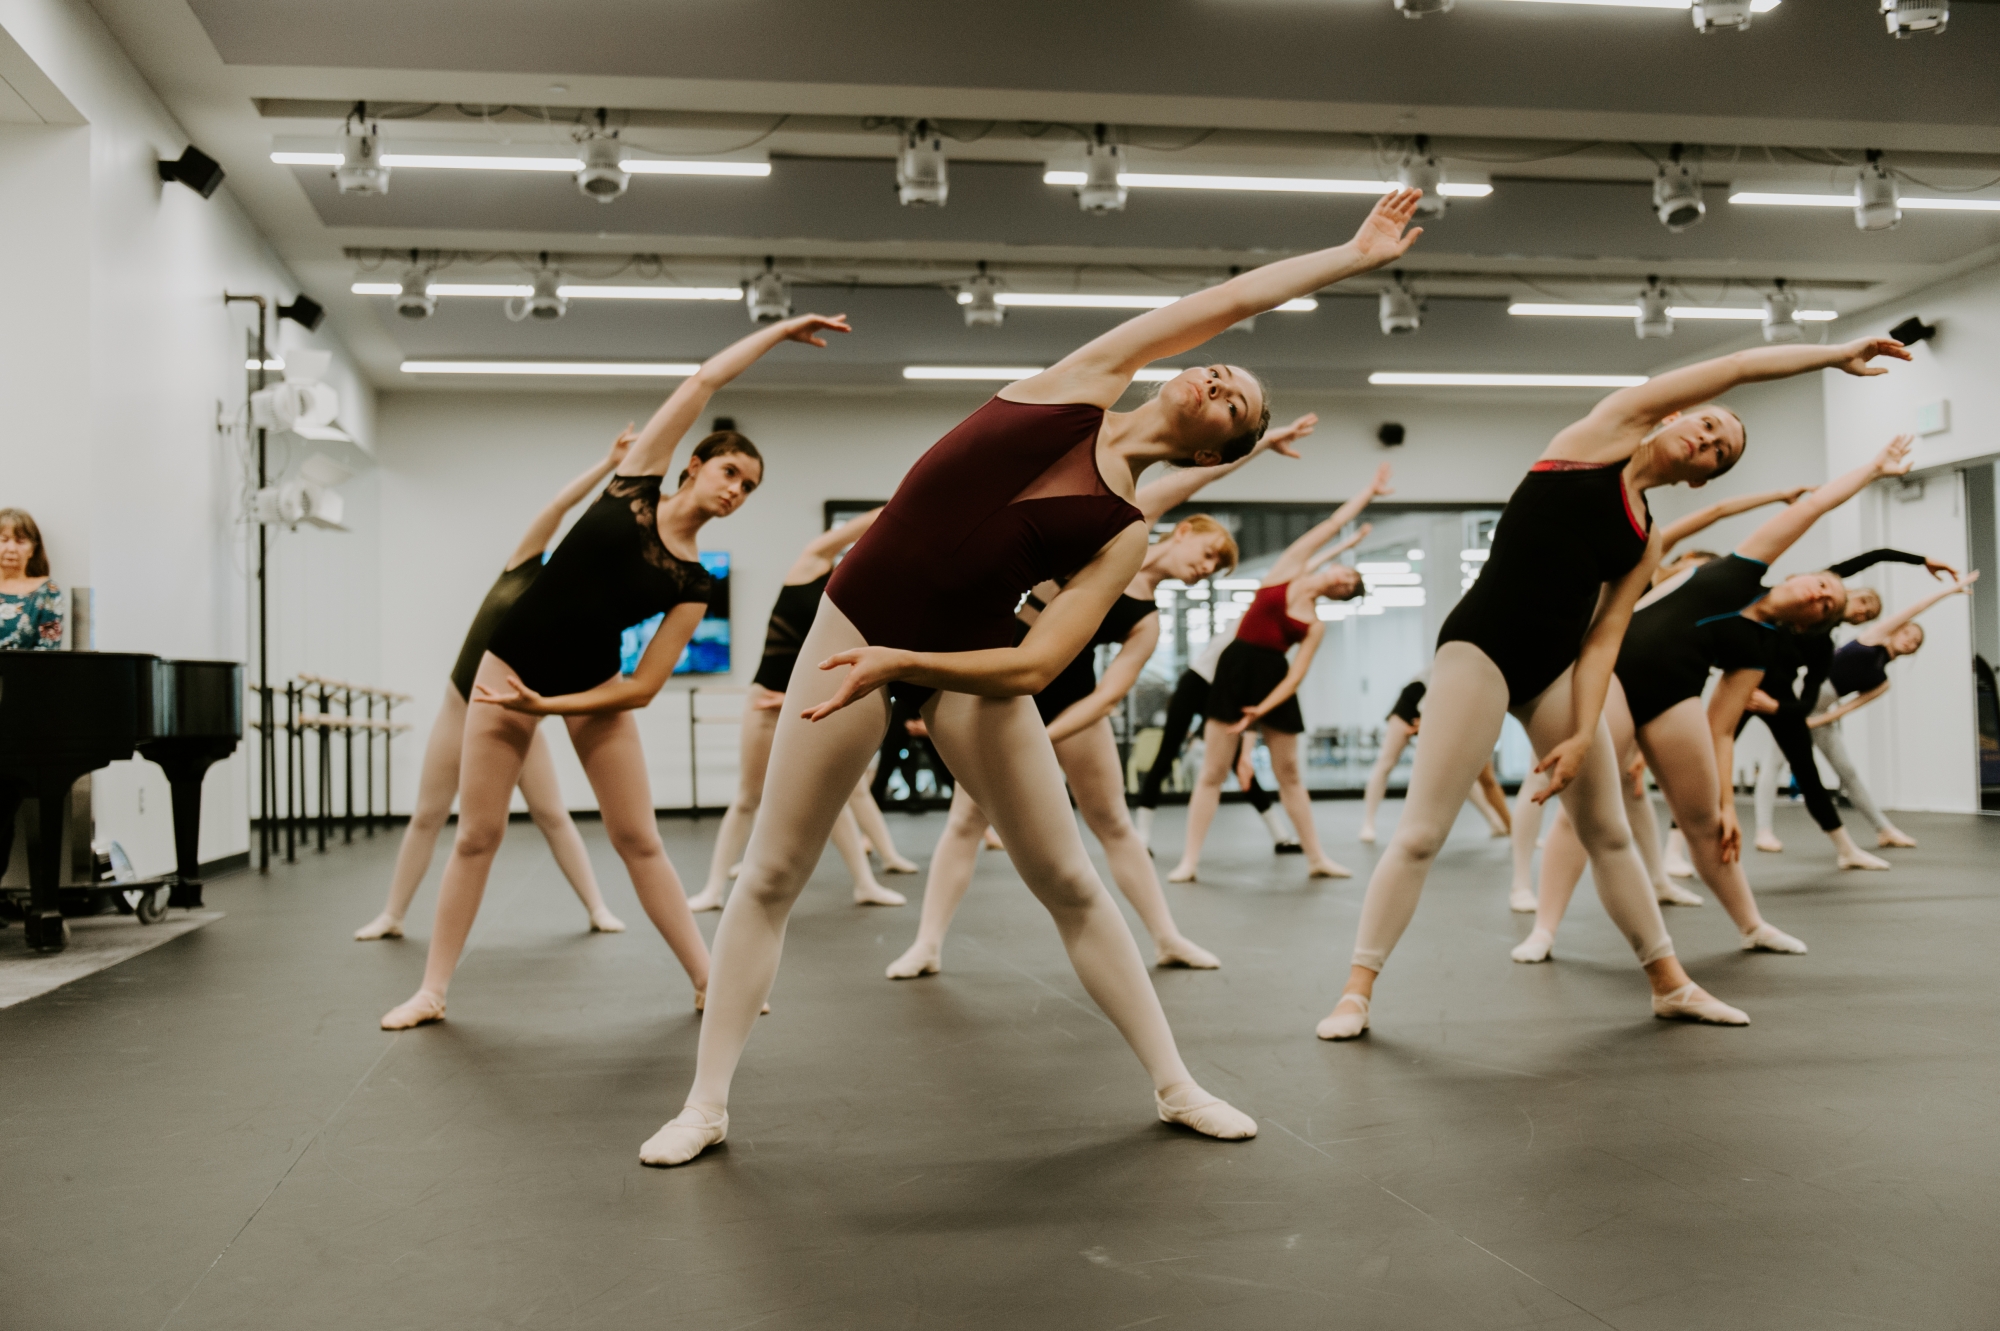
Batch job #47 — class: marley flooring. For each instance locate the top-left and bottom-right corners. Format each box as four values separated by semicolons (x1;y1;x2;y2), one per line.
1;799;1995;1331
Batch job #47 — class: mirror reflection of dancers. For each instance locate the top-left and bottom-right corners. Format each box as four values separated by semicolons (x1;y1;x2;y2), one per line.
1168;464;1394;883
687;509;911;913
1357;677;1511;845
356;434;635;942
1320;334;1911;1042
1745;551;1966;862
1513;437;1915;965
883;420;1310;980
640;189;1427;1166
378;314;848;1030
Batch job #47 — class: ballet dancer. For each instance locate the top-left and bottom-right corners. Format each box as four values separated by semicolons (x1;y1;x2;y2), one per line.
1319;333;1912;1042
639;189;1428;1166
884;418;1311;980
1513;436;1915;964
1746;547;1962;859
1358;677;1510;844
356;434;634;942
379;313;849;1030
687;509;910;912
1168;463;1396;883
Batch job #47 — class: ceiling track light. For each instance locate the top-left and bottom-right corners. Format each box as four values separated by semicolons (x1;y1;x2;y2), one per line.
1882;0;1946;35
963;263;1004;328
1399;137;1447;219
746;257;791;323
1379;272;1422;336
1691;0;1755;29
897;120;949;207
1394;0;1454;16
1856;154;1902;231
1654;145;1705;232
1078;128;1126;214
336;103;389;196
396;253;435;320
575;110;629;203
1635;277;1674;339
507;259;567;322
1761;280;1802;344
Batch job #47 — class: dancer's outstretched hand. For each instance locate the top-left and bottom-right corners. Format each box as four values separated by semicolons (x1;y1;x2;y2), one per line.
1871;433;1915;478
776;313;852;347
1349;188;1425;269
1222;705;1262;737
1717;802;1743;864
1921;555;1961;580
1746;688;1780;715
1532;733;1591;802
472;673;547;714
1257;413;1318;459
1833;336;1911;376
802;646;911;721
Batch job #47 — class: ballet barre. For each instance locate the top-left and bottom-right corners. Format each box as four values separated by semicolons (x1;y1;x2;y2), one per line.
249;675;412;863
683;686;749;818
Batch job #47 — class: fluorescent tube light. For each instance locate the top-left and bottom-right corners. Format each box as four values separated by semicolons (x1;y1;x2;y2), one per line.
275;152;768;177
1731;191;2000;212
1509;302;1835;320
355;282;528;297
903;366;1044;381
954;291;1316;312
401;361;701;376
621;159;770;177
1370;372;1647;387
353;282;742;300
1043;170;1491;198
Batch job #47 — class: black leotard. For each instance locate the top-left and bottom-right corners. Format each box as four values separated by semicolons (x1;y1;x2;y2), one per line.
1828;641;1891;696
1388;680;1426;726
752;573;829;694
485;475;713;697
450;560;541;701
1033;593;1157;725
827;398;1143;655
1616;553;1779;728
1437;460;1652;707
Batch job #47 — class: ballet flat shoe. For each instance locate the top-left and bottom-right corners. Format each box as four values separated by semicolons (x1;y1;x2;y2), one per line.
1156;1089;1257;1140
1651;983;1748;1026
640;1107;728;1166
1315;994;1370;1040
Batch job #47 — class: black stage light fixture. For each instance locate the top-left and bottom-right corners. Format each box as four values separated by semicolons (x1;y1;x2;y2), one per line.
1378;422;1406;447
277;294;326;332
711;417;737;432
158;146;226;198
1888;315;1936;346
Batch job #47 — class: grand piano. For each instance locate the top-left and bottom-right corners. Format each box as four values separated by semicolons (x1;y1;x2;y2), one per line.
0;652;242;953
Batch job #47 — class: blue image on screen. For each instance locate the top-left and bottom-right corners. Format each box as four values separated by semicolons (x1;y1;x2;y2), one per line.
620;551;731;676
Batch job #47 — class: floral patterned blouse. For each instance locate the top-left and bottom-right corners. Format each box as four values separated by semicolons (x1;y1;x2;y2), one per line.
0;580;63;651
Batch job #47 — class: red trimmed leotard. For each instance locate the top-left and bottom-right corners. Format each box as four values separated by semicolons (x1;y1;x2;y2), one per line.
1233;583;1313;652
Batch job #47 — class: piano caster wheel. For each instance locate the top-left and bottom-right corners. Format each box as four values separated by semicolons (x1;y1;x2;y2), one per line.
135;887;169;925
24;910;70;954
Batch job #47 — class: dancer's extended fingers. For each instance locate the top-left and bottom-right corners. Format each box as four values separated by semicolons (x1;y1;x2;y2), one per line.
1532;736;1588;802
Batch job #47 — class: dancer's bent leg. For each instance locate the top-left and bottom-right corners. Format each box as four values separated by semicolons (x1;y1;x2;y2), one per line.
1168;718;1237;882
360;685;466;939
1811;708;1894;837
517;722;623;931
1508;767;1547;912
1514;808;1585;962
1359;719;1413;843
830;804;904;905
692;695;779;910
1749;718;1784;850
1058;719;1217;968
886;784;988;978
1264;730;1347;877
1136;671;1205;810
849;774;920;872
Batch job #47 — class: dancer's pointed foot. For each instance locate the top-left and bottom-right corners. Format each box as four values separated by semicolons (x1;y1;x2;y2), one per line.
1838;846;1892;871
1315;993;1370;1040
589;909;627;933
1508;884;1538;913
1663;830;1695;878
1154;936;1221;970
1510;927;1554;963
1166;860;1198;883
1877;826;1917;849
1742;922;1807;954
878;853;922;874
885;943;940;979
1155;1083;1257;1139
1357;825;1377;844
685;885;726;912
1307;858;1353;879
354;913;404;941
1754;831;1785;853
1656;879;1704;907
853;879;907;907
1652;982;1749;1026
1133;806;1155;848
380;989;445;1030
639;1105;728;1167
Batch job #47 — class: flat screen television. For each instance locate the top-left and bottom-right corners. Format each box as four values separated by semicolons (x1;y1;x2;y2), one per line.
619;551;731;676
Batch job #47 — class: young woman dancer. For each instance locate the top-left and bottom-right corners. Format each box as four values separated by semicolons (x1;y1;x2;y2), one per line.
639;189;1428;1166
883;422;1308;980
1319;334;1911;1041
356;435;635;942
378;313;848;1030
1168;464;1394;883
1747;549;1962;858
1357;677;1511;844
687;509;911;913
1512;437;1915;964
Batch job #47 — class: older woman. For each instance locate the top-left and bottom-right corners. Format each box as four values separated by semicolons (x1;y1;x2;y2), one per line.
0;509;62;651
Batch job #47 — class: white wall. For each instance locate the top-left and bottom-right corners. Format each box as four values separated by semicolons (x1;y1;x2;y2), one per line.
1;0;378;874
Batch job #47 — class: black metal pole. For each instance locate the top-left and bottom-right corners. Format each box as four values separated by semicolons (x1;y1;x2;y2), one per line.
342;684;354;844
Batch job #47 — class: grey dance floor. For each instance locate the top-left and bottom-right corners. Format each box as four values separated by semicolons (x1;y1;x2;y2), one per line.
3;800;1996;1330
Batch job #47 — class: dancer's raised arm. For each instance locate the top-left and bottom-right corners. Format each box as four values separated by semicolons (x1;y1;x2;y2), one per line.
1008;192;1423;409
1857;571;1979;647
1738;436;1913;566
1307;523;1372;573
506;427;634;567
623;314;851;476
1268;463;1393;583
1658;485;1808;555
1132;414;1314;522
785;507;883;583
1548;337;1911;468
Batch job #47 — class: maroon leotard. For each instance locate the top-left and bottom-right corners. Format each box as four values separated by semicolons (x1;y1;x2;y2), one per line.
1233;583;1312;652
828;398;1145;654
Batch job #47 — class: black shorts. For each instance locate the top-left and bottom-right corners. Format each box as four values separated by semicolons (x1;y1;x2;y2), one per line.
751;651;797;694
1388;680;1425;726
1207;640;1304;735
